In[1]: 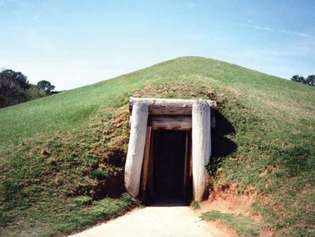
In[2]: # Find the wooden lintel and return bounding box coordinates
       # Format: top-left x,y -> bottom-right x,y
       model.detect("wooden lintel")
150,116 -> 192,130
130,97 -> 216,115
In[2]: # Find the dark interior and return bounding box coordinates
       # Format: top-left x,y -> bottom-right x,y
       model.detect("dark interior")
151,130 -> 190,205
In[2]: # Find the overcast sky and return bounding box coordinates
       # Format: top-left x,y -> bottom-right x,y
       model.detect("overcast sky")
1,0 -> 314,90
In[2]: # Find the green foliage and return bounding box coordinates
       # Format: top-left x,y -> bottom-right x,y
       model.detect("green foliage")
91,168 -> 109,180
291,74 -> 315,87
37,80 -> 56,94
201,211 -> 260,237
0,69 -> 47,108
73,196 -> 93,206
306,75 -> 315,86
27,85 -> 47,98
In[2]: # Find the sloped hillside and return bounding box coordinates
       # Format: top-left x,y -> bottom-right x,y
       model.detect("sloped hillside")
0,57 -> 314,236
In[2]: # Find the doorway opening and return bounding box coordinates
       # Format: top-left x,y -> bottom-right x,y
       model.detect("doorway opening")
125,98 -> 215,203
141,129 -> 192,205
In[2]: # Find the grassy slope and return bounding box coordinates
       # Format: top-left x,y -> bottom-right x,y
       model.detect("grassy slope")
0,57 -> 314,236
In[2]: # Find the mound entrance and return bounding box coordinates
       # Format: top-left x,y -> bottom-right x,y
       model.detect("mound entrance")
124,97 -> 216,204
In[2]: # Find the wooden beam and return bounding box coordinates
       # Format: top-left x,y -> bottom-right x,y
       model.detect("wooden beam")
130,97 -> 216,115
183,131 -> 189,200
140,126 -> 152,201
150,116 -> 192,130
192,101 -> 211,202
148,130 -> 155,200
124,102 -> 149,197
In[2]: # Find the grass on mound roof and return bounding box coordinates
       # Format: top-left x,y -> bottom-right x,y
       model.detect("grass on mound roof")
0,56 -> 314,236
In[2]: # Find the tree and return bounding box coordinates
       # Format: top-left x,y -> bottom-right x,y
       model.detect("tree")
0,69 -> 30,107
0,69 -> 53,108
306,75 -> 315,86
291,75 -> 305,83
0,69 -> 29,89
291,74 -> 315,87
37,80 -> 55,94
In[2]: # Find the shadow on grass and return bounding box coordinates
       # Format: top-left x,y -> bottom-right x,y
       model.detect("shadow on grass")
208,109 -> 237,175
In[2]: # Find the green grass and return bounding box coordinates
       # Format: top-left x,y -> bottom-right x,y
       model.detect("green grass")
201,211 -> 260,237
0,56 -> 314,236
0,194 -> 134,237
1,56 -> 313,149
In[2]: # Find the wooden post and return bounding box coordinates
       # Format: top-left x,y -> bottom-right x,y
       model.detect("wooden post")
148,130 -> 155,200
140,126 -> 152,200
192,101 -> 211,201
124,102 -> 149,197
183,131 -> 189,200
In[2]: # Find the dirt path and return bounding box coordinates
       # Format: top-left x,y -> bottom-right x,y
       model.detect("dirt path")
70,206 -> 230,237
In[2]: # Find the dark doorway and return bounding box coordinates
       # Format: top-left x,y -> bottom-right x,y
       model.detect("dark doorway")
146,130 -> 192,205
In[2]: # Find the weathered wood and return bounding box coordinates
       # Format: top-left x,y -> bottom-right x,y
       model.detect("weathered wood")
148,130 -> 155,200
124,102 -> 149,197
183,131 -> 189,200
130,97 -> 216,115
126,97 -> 214,201
192,101 -> 211,201
150,116 -> 192,130
130,97 -> 217,106
140,126 -> 152,200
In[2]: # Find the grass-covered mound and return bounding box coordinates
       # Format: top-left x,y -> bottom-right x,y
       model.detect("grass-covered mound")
0,57 -> 314,236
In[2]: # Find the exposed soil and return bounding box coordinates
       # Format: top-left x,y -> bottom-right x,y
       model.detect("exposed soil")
199,184 -> 275,237
202,184 -> 256,216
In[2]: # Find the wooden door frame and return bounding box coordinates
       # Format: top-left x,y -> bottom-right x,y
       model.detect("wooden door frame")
183,131 -> 192,201
140,126 -> 152,202
125,98 -> 214,201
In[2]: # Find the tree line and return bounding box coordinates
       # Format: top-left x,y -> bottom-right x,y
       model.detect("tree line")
0,69 -> 57,108
291,75 -> 315,87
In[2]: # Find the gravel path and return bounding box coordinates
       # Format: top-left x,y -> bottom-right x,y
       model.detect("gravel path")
70,206 -> 227,237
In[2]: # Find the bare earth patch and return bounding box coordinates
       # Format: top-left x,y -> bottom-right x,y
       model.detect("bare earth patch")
198,184 -> 275,237
202,184 -> 256,216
